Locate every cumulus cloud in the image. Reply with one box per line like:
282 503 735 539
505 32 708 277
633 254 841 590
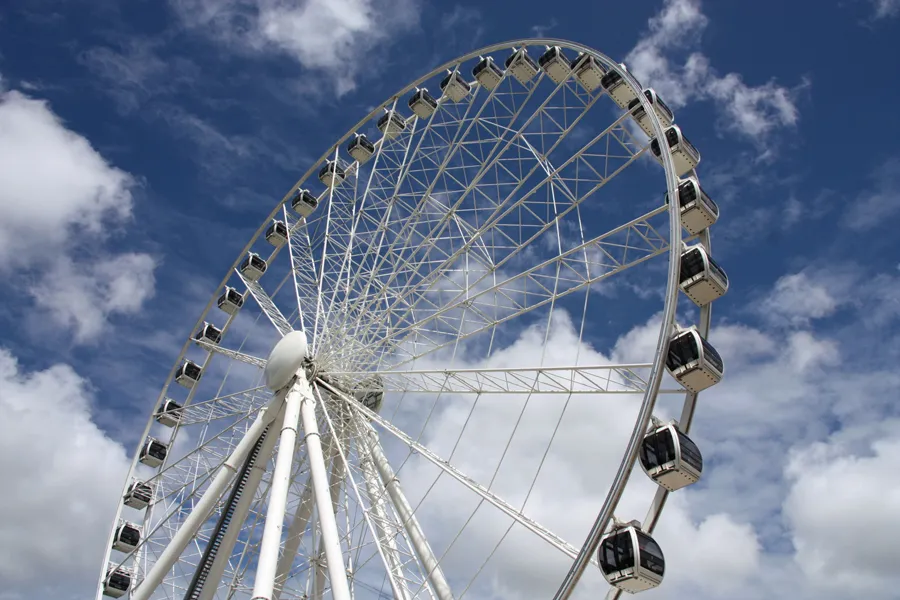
0 349 131 600
625 0 804 145
844 156 900 230
870 0 900 18
169 0 421 95
0 84 157 342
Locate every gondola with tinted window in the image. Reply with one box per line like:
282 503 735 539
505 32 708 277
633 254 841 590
112 520 141 553
103 565 132 598
640 421 703 491
601 63 641 109
265 219 288 247
290 188 319 218
139 437 168 468
629 88 675 136
217 286 244 315
154 398 182 428
504 47 539 84
239 252 267 282
650 125 701 177
195 322 222 346
538 46 571 84
123 479 153 510
666 326 723 393
377 109 407 138
570 52 607 92
679 243 728 306
319 160 346 188
408 88 438 119
473 56 504 90
598 521 665 593
348 133 375 163
175 359 202 388
440 69 471 102
664 177 719 235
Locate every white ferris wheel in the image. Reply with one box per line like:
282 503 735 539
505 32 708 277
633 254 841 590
97 39 729 600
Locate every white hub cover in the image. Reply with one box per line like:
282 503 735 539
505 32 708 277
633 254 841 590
264 330 309 391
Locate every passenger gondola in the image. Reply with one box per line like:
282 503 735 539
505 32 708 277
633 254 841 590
139 437 168 468
666 326 724 393
217 286 244 315
265 219 288 247
650 125 701 177
601 63 641 109
112 521 141 553
195 321 223 346
318 161 346 188
408 88 438 119
440 69 471 102
239 252 267 282
123 479 153 510
664 177 719 235
570 52 607 92
629 88 675 136
154 398 182 428
679 244 729 306
348 133 375 163
538 46 571 85
473 56 504 91
175 359 202 388
504 47 539 84
598 521 665 592
103 565 132 598
377 109 407 139
290 188 319 218
640 421 703 491
353 374 385 415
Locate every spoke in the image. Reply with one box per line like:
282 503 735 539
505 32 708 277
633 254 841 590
239 271 294 337
317 379 597 569
196 340 267 369
170 386 271 426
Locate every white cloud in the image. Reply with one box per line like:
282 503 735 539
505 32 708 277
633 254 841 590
785 431 900 596
29 253 157 343
760 272 843 326
625 0 804 145
871 0 900 18
844 156 900 230
0 84 157 341
169 0 421 95
0 348 130 600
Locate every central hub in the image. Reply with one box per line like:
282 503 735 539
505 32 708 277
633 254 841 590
263 330 310 391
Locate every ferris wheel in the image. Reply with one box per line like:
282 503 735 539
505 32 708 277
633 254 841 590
96 39 728 600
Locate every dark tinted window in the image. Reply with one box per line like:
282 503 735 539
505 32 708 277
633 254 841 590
636 532 665 576
678 180 698 205
666 333 700 370
677 431 704 472
679 248 705 282
119 525 140 545
601 71 622 89
640 428 677 471
698 186 719 216
656 97 674 121
599 531 635 574
701 339 724 373
707 255 729 286
665 127 679 148
682 136 700 158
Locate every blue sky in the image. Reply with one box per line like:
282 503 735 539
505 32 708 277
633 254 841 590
2 0 900 599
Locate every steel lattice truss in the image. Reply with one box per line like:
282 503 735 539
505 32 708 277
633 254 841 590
97 39 721 600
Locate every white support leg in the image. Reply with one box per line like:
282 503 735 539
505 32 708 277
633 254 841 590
271 474 315 600
300 377 354 600
197 406 287 600
131 393 285 600
361 419 455 600
360 450 413 600
313 425 347 600
252 379 307 600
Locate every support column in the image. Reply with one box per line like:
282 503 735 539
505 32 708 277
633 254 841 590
252 379 307 600
131 393 285 600
361 419 454 600
313 426 346 600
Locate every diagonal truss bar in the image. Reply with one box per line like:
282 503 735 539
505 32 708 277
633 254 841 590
238 271 294 337
196 340 267 369
316 379 597 568
169 386 271 426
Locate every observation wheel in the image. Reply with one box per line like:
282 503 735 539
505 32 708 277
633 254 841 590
96 39 729 600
